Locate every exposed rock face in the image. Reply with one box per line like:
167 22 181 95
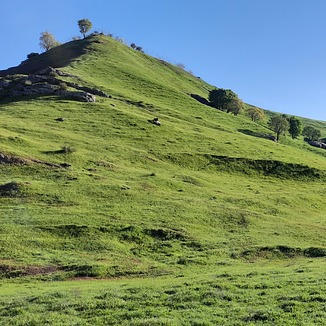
0 153 28 165
0 80 10 89
36 66 76 77
74 92 96 102
308 140 326 149
56 90 96 102
9 83 57 97
0 66 109 102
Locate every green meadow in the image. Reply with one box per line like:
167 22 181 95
0 35 325 325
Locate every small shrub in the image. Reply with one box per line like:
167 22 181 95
61 145 76 154
115 37 125 44
58 82 68 91
176 63 186 70
135 46 144 53
304 247 326 257
27 52 39 59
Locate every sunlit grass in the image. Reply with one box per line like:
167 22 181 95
0 35 325 325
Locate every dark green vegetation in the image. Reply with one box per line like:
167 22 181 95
0 35 325 325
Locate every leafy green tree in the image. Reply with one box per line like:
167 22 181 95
302 126 321 141
247 107 265 122
288 116 302 139
39 32 60 51
78 18 92 38
268 115 289 141
225 98 243 116
208 88 242 113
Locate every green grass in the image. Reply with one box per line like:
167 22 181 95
0 34 325 324
0 259 325 325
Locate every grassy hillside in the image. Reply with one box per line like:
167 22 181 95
0 35 325 325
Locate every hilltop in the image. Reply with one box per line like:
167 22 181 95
0 34 325 325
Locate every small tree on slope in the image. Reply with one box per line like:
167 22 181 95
268 115 289 141
302 126 321 141
288 116 302 139
209 88 243 115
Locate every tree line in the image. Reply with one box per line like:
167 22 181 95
267 114 321 142
208 88 322 142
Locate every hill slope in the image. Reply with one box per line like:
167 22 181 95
0 35 325 325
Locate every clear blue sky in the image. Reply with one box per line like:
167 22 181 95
1 0 326 121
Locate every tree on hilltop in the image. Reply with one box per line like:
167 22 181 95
78 18 92 38
39 32 60 51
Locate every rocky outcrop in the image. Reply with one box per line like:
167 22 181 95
36 66 77 78
9 83 57 97
0 153 28 165
0 66 110 102
0 79 10 89
57 91 96 102
307 140 326 149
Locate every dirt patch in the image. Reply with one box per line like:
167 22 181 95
0 152 70 169
0 264 60 278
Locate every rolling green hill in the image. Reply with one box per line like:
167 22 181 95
0 34 325 325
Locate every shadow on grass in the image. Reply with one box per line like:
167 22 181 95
189 93 212 107
0 36 96 77
43 147 76 155
238 129 275 141
42 150 67 155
